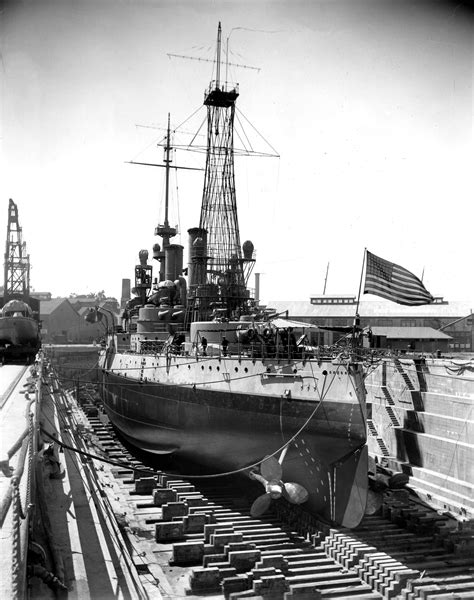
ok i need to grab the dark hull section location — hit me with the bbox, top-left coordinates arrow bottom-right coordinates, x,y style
365,355 -> 474,519
101,353 -> 368,527
0,316 -> 40,360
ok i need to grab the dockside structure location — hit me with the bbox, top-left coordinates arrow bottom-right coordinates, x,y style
269,295 -> 473,352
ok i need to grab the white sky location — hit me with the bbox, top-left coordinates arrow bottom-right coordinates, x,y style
1,0 -> 473,306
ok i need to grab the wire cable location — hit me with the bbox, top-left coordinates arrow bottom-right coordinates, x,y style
41,384 -> 326,480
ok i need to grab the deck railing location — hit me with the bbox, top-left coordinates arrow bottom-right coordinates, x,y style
0,356 -> 41,599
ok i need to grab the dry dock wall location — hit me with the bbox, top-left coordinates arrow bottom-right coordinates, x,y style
43,344 -> 100,386
365,356 -> 474,517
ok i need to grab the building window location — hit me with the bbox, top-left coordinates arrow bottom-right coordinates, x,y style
401,320 -> 415,327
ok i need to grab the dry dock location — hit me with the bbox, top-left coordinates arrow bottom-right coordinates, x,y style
1,349 -> 473,599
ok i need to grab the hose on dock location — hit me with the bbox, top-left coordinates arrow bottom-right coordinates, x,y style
28,565 -> 68,592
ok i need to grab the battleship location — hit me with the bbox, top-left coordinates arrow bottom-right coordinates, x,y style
0,199 -> 41,362
99,24 -> 368,528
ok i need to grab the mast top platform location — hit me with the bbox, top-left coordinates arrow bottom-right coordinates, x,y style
154,223 -> 177,239
204,81 -> 239,108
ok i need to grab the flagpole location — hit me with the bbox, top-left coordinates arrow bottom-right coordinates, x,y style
352,248 -> 367,349
355,247 -> 367,317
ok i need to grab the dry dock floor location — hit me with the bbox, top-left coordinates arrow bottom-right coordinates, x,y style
16,364 -> 474,600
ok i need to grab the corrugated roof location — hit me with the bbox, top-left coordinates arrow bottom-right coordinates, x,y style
268,299 -> 473,319
370,326 -> 452,340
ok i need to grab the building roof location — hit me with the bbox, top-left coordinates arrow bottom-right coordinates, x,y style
268,299 -> 473,319
40,298 -> 76,315
370,326 -> 452,340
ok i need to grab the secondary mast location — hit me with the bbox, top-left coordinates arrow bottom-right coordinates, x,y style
153,113 -> 178,283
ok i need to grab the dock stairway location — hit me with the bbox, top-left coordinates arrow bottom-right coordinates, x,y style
385,406 -> 401,428
394,359 -> 416,391
367,419 -> 392,459
381,386 -> 396,406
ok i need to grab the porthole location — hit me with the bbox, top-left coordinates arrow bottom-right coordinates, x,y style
217,366 -> 220,371
209,366 -> 212,371
201,366 -> 204,370
188,365 -> 191,369
244,367 -> 248,373
234,367 -> 239,373
322,370 -> 328,376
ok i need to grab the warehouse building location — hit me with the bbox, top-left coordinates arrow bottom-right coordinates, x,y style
268,295 -> 472,352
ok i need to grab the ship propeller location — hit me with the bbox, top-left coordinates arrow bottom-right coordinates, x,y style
249,454 -> 309,518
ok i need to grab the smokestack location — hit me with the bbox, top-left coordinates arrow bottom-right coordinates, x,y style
165,244 -> 184,282
121,278 -> 131,309
255,273 -> 260,304
187,227 -> 208,288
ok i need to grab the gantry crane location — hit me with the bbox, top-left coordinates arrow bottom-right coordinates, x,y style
2,199 -> 39,318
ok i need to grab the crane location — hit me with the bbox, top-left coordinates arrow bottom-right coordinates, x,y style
0,199 -> 41,362
2,199 -> 39,318
4,198 -> 31,302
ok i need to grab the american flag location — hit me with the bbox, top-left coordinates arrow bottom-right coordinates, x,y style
364,251 -> 434,306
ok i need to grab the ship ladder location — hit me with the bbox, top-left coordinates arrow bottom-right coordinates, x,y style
184,296 -> 196,331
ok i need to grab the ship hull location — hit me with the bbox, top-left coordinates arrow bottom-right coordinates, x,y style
100,347 -> 368,527
365,355 -> 474,519
0,316 -> 40,358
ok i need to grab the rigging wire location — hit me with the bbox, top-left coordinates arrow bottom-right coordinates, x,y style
186,114 -> 208,150
234,110 -> 254,153
130,104 -> 204,163
235,106 -> 280,157
174,158 -> 182,243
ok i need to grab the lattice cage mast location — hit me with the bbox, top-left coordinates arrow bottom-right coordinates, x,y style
199,22 -> 255,299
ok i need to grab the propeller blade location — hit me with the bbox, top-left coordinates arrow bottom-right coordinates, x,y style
365,489 -> 383,515
250,493 -> 272,517
260,456 -> 283,481
283,482 -> 309,505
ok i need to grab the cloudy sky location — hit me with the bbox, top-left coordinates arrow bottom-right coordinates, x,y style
1,0 -> 472,306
